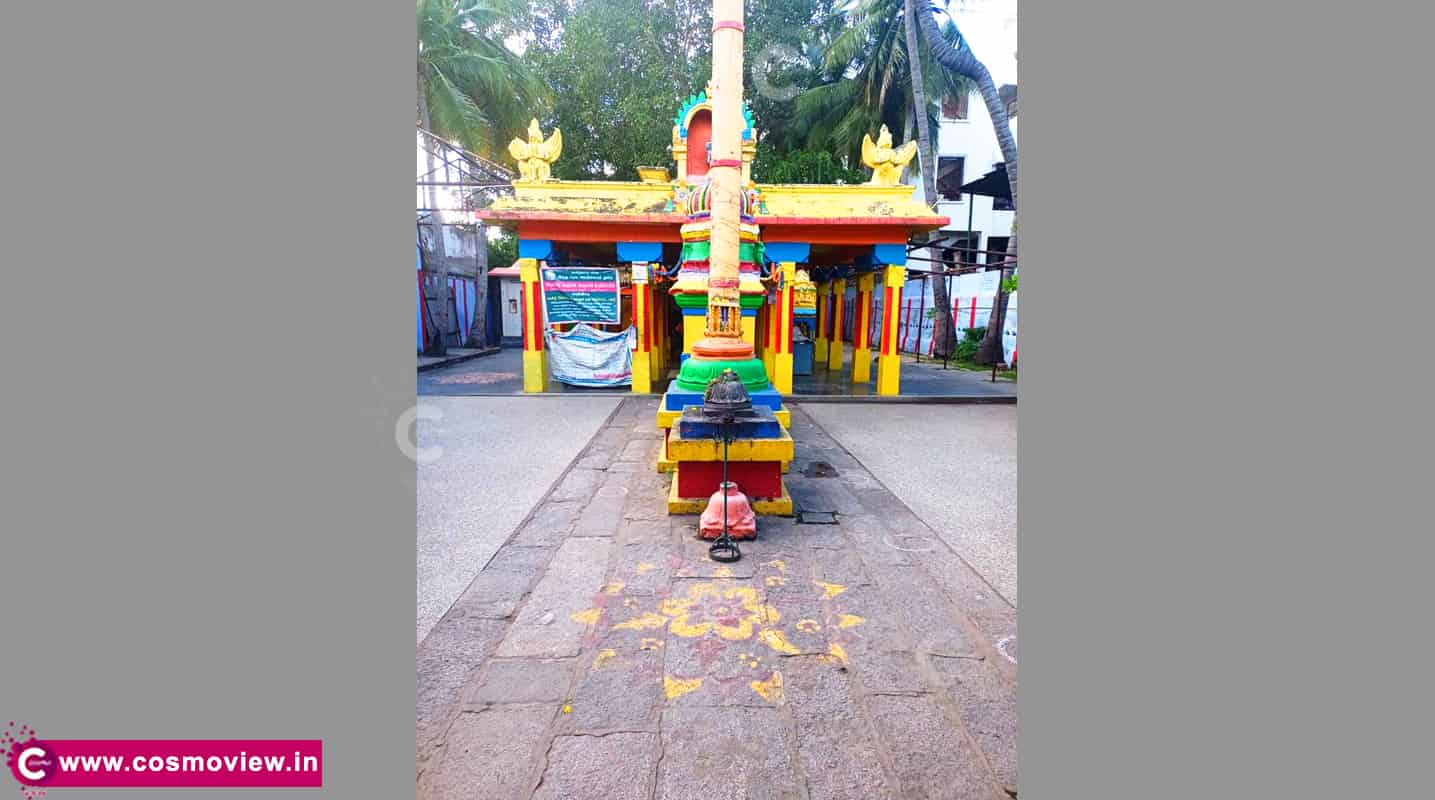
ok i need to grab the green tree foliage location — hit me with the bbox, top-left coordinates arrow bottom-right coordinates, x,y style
524,0 -> 855,180
524,0 -> 714,180
517,0 -> 972,185
794,0 -> 973,167
488,229 -> 518,267
742,1 -> 846,154
753,146 -> 866,184
417,0 -> 545,158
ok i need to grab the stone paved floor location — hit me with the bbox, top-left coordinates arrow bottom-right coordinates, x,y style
417,396 -> 622,642
417,397 -> 1017,799
799,404 -> 1018,605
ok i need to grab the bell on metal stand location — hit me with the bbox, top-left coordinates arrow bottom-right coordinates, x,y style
701,369 -> 756,563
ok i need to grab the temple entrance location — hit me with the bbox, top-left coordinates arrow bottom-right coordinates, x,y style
665,293 -> 684,372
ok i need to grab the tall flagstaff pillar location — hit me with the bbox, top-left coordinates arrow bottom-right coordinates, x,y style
814,280 -> 830,362
697,0 -> 747,352
852,272 -> 875,383
671,0 -> 766,388
827,277 -> 847,373
659,0 -> 789,518
876,263 -> 906,395
518,257 -> 547,392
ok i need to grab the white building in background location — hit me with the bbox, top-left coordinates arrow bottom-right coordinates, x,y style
890,82 -> 1018,359
903,0 -> 1018,271
909,84 -> 1017,271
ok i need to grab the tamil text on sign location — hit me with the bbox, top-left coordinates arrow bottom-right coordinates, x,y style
541,267 -> 621,324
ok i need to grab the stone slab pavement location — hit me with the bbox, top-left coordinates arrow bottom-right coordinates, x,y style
417,397 -> 1017,799
417,396 -> 622,643
798,403 -> 1018,606
420,347 -> 648,396
419,347 -> 500,372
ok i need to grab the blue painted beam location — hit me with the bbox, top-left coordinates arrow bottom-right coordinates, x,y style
872,243 -> 907,265
763,242 -> 810,264
617,241 -> 663,263
518,239 -> 554,260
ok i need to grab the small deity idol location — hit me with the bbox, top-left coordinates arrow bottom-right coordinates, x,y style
861,125 -> 919,187
507,119 -> 562,183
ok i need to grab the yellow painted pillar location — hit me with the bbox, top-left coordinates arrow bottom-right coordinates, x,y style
649,290 -> 665,379
658,295 -> 669,364
814,281 -> 830,362
852,272 -> 875,384
772,262 -> 797,394
630,263 -> 652,394
827,278 -> 847,373
682,310 -> 704,355
518,258 -> 548,392
659,298 -> 669,364
877,264 -> 906,395
741,308 -> 757,347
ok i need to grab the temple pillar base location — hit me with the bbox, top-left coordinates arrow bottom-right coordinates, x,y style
523,350 -> 548,393
876,353 -> 901,396
852,347 -> 872,384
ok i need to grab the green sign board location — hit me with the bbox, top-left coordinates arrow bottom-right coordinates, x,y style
541,267 -> 621,324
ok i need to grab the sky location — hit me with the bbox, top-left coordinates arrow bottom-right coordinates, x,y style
945,0 -> 1019,86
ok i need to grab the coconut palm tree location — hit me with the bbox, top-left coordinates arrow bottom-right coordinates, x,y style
901,0 -> 953,357
795,0 -> 972,356
417,0 -> 542,354
795,0 -> 971,168
418,0 -> 541,157
916,0 -> 1017,365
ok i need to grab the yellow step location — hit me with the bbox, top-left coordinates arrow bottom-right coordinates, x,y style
657,406 -> 790,429
666,427 -> 794,463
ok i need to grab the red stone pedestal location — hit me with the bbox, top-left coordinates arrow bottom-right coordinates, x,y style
676,460 -> 783,499
699,482 -> 757,540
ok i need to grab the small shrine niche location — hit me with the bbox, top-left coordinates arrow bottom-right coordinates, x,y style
671,84 -> 756,185
686,109 -> 713,180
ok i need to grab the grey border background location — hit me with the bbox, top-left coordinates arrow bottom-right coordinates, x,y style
1024,1 -> 1428,797
0,2 -> 414,798
1,1 -> 1428,798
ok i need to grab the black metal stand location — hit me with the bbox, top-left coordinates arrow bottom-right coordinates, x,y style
700,368 -> 755,563
708,419 -> 741,563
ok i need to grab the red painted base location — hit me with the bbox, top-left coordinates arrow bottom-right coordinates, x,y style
677,460 -> 783,499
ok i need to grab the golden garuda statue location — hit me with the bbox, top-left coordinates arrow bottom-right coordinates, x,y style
507,119 -> 562,183
861,125 -> 918,187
